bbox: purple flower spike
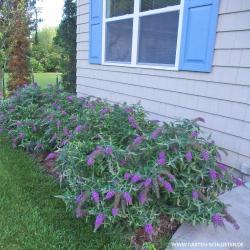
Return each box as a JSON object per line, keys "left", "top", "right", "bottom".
{"left": 19, "top": 132, "right": 25, "bottom": 140}
{"left": 163, "top": 181, "right": 173, "bottom": 193}
{"left": 133, "top": 135, "right": 144, "bottom": 145}
{"left": 211, "top": 213, "right": 224, "bottom": 227}
{"left": 120, "top": 159, "right": 127, "bottom": 166}
{"left": 67, "top": 95, "right": 74, "bottom": 102}
{"left": 167, "top": 173, "right": 175, "bottom": 181}
{"left": 201, "top": 150, "right": 210, "bottom": 161}
{"left": 62, "top": 110, "right": 68, "bottom": 116}
{"left": 111, "top": 208, "right": 119, "bottom": 217}
{"left": 192, "top": 191, "right": 199, "bottom": 200}
{"left": 144, "top": 224, "right": 154, "bottom": 235}
{"left": 185, "top": 151, "right": 193, "bottom": 162}
{"left": 76, "top": 209, "right": 84, "bottom": 218}
{"left": 233, "top": 177, "right": 244, "bottom": 187}
{"left": 45, "top": 152, "right": 57, "bottom": 161}
{"left": 123, "top": 192, "right": 132, "bottom": 205}
{"left": 151, "top": 127, "right": 162, "bottom": 140}
{"left": 124, "top": 172, "right": 131, "bottom": 181}
{"left": 105, "top": 191, "right": 115, "bottom": 200}
{"left": 92, "top": 191, "right": 100, "bottom": 203}
{"left": 144, "top": 178, "right": 152, "bottom": 188}
{"left": 131, "top": 174, "right": 141, "bottom": 183}
{"left": 16, "top": 121, "right": 22, "bottom": 127}
{"left": 217, "top": 162, "right": 228, "bottom": 171}
{"left": 56, "top": 120, "right": 61, "bottom": 129}
{"left": 76, "top": 192, "right": 86, "bottom": 204}
{"left": 191, "top": 131, "right": 198, "bottom": 138}
{"left": 63, "top": 127, "right": 71, "bottom": 137}
{"left": 94, "top": 213, "right": 105, "bottom": 232}
{"left": 128, "top": 115, "right": 138, "bottom": 129}
{"left": 100, "top": 108, "right": 110, "bottom": 117}
{"left": 87, "top": 157, "right": 94, "bottom": 167}
{"left": 75, "top": 125, "right": 84, "bottom": 133}
{"left": 104, "top": 146, "right": 113, "bottom": 156}
{"left": 138, "top": 191, "right": 147, "bottom": 205}
{"left": 157, "top": 151, "right": 166, "bottom": 165}
{"left": 209, "top": 169, "right": 219, "bottom": 181}
{"left": 0, "top": 128, "right": 3, "bottom": 134}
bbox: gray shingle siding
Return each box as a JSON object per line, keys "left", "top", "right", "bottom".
{"left": 76, "top": 0, "right": 250, "bottom": 170}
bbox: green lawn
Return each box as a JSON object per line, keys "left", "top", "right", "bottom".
{"left": 0, "top": 135, "right": 129, "bottom": 250}
{"left": 1, "top": 73, "right": 61, "bottom": 89}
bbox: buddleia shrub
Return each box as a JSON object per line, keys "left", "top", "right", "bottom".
{"left": 0, "top": 84, "right": 242, "bottom": 237}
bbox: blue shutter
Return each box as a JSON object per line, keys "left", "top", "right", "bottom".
{"left": 179, "top": 0, "right": 220, "bottom": 72}
{"left": 89, "top": 0, "right": 103, "bottom": 64}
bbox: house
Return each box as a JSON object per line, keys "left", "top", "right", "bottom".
{"left": 76, "top": 0, "right": 250, "bottom": 176}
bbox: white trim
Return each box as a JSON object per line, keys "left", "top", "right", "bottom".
{"left": 139, "top": 5, "right": 181, "bottom": 17}
{"left": 131, "top": 0, "right": 140, "bottom": 66}
{"left": 102, "top": 0, "right": 184, "bottom": 71}
{"left": 106, "top": 14, "right": 134, "bottom": 22}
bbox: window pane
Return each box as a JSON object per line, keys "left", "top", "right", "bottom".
{"left": 138, "top": 11, "right": 179, "bottom": 65}
{"left": 141, "top": 0, "right": 180, "bottom": 12}
{"left": 106, "top": 0, "right": 134, "bottom": 18}
{"left": 106, "top": 19, "right": 133, "bottom": 63}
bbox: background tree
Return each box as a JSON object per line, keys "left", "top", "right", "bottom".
{"left": 54, "top": 0, "right": 76, "bottom": 93}
{"left": 31, "top": 27, "right": 61, "bottom": 73}
{"left": 0, "top": 0, "right": 40, "bottom": 91}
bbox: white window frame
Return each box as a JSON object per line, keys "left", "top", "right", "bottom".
{"left": 102, "top": 0, "right": 184, "bottom": 71}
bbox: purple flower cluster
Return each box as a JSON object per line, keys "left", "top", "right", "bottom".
{"left": 144, "top": 178, "right": 152, "bottom": 187}
{"left": 201, "top": 150, "right": 209, "bottom": 161}
{"left": 192, "top": 190, "right": 199, "bottom": 200}
{"left": 217, "top": 162, "right": 228, "bottom": 171}
{"left": 131, "top": 174, "right": 141, "bottom": 183}
{"left": 75, "top": 125, "right": 84, "bottom": 133}
{"left": 63, "top": 127, "right": 71, "bottom": 138}
{"left": 185, "top": 151, "right": 193, "bottom": 162}
{"left": 211, "top": 213, "right": 224, "bottom": 227}
{"left": 92, "top": 191, "right": 100, "bottom": 203}
{"left": 94, "top": 213, "right": 105, "bottom": 231}
{"left": 162, "top": 181, "right": 173, "bottom": 193}
{"left": 111, "top": 208, "right": 119, "bottom": 217}
{"left": 144, "top": 224, "right": 154, "bottom": 235}
{"left": 233, "top": 177, "right": 244, "bottom": 186}
{"left": 45, "top": 152, "right": 57, "bottom": 161}
{"left": 76, "top": 192, "right": 86, "bottom": 204}
{"left": 151, "top": 127, "right": 162, "bottom": 140}
{"left": 124, "top": 172, "right": 132, "bottom": 181}
{"left": 138, "top": 191, "right": 147, "bottom": 205}
{"left": 104, "top": 146, "right": 113, "bottom": 156}
{"left": 123, "top": 192, "right": 132, "bottom": 205}
{"left": 209, "top": 169, "right": 219, "bottom": 181}
{"left": 157, "top": 151, "right": 166, "bottom": 165}
{"left": 128, "top": 115, "right": 138, "bottom": 129}
{"left": 67, "top": 95, "right": 74, "bottom": 102}
{"left": 191, "top": 131, "right": 198, "bottom": 138}
{"left": 133, "top": 135, "right": 144, "bottom": 145}
{"left": 105, "top": 190, "right": 115, "bottom": 200}
{"left": 86, "top": 147, "right": 103, "bottom": 166}
{"left": 100, "top": 108, "right": 110, "bottom": 118}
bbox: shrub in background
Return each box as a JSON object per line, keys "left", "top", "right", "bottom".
{"left": 0, "top": 85, "right": 242, "bottom": 238}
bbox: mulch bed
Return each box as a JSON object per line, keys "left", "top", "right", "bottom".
{"left": 132, "top": 215, "right": 180, "bottom": 248}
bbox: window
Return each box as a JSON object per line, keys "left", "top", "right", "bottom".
{"left": 103, "top": 0, "right": 183, "bottom": 69}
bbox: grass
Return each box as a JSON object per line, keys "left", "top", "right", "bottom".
{"left": 0, "top": 135, "right": 129, "bottom": 250}
{"left": 1, "top": 73, "right": 61, "bottom": 89}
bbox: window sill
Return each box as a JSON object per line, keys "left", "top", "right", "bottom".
{"left": 102, "top": 62, "right": 179, "bottom": 71}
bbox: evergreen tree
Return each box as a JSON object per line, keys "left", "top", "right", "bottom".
{"left": 54, "top": 0, "right": 76, "bottom": 93}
